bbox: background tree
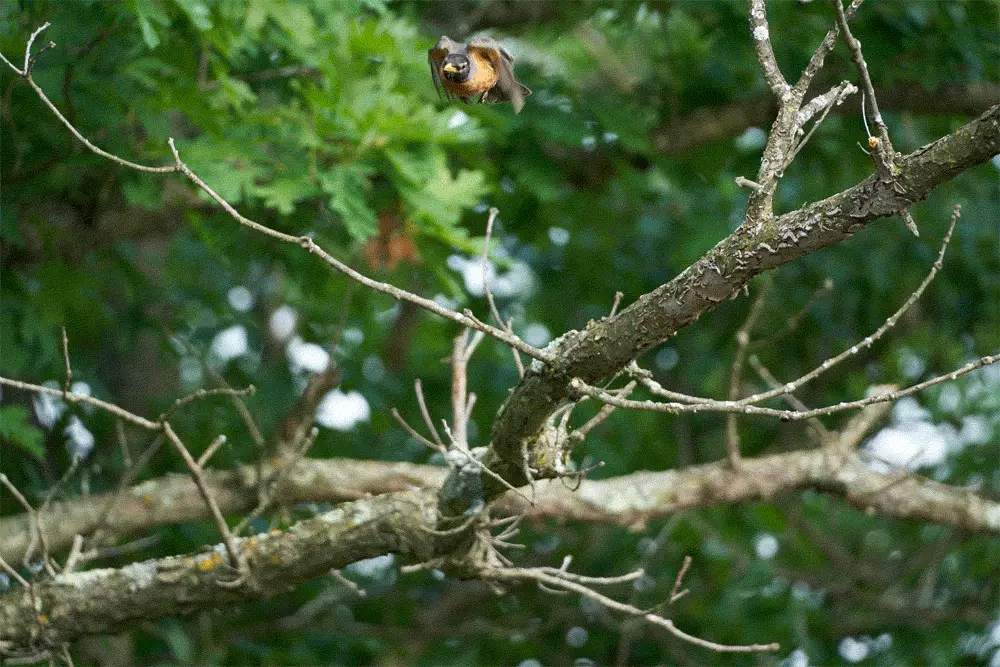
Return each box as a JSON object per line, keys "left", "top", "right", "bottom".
{"left": 2, "top": 0, "right": 1000, "bottom": 664}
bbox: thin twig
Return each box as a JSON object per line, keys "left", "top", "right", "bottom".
{"left": 0, "top": 552, "right": 30, "bottom": 588}
{"left": 414, "top": 378, "right": 445, "bottom": 450}
{"left": 783, "top": 81, "right": 857, "bottom": 170}
{"left": 1, "top": 24, "right": 177, "bottom": 173}
{"left": 738, "top": 205, "right": 959, "bottom": 406}
{"left": 480, "top": 207, "right": 527, "bottom": 375}
{"left": 748, "top": 355, "right": 830, "bottom": 443}
{"left": 61, "top": 326, "right": 72, "bottom": 395}
{"left": 162, "top": 423, "right": 241, "bottom": 569}
{"left": 833, "top": 0, "right": 893, "bottom": 177}
{"left": 669, "top": 555, "right": 692, "bottom": 604}
{"left": 233, "top": 426, "right": 319, "bottom": 536}
{"left": 197, "top": 435, "right": 229, "bottom": 468}
{"left": 571, "top": 350, "right": 1000, "bottom": 421}
{"left": 569, "top": 381, "right": 636, "bottom": 443}
{"left": 726, "top": 276, "right": 773, "bottom": 464}
{"left": 391, "top": 408, "right": 445, "bottom": 453}
{"left": 0, "top": 377, "right": 158, "bottom": 429}
{"left": 484, "top": 566, "right": 780, "bottom": 653}
{"left": 161, "top": 385, "right": 256, "bottom": 422}
{"left": 0, "top": 473, "right": 55, "bottom": 576}
{"left": 450, "top": 331, "right": 471, "bottom": 450}
{"left": 610, "top": 291, "right": 624, "bottom": 318}
{"left": 166, "top": 138, "right": 547, "bottom": 361}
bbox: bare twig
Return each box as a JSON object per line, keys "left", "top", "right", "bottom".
{"left": 748, "top": 1, "right": 789, "bottom": 97}
{"left": 233, "top": 426, "right": 319, "bottom": 536}
{"left": 60, "top": 326, "right": 72, "bottom": 395}
{"left": 833, "top": 0, "right": 893, "bottom": 178}
{"left": 783, "top": 81, "right": 857, "bottom": 170}
{"left": 414, "top": 379, "right": 445, "bottom": 450}
{"left": 161, "top": 423, "right": 241, "bottom": 570}
{"left": 483, "top": 565, "right": 780, "bottom": 653}
{"left": 748, "top": 355, "right": 830, "bottom": 444}
{"left": 726, "top": 276, "right": 772, "bottom": 464}
{"left": 392, "top": 408, "right": 445, "bottom": 453}
{"left": 0, "top": 473, "right": 55, "bottom": 576}
{"left": 0, "top": 552, "right": 30, "bottom": 589}
{"left": 793, "top": 0, "right": 863, "bottom": 96}
{"left": 610, "top": 291, "right": 624, "bottom": 318}
{"left": 568, "top": 381, "right": 636, "bottom": 443}
{"left": 571, "top": 350, "right": 1000, "bottom": 421}
{"left": 669, "top": 555, "right": 692, "bottom": 604}
{"left": 161, "top": 385, "right": 256, "bottom": 422}
{"left": 166, "top": 139, "right": 547, "bottom": 361}
{"left": 0, "top": 377, "right": 158, "bottom": 429}
{"left": 450, "top": 331, "right": 472, "bottom": 451}
{"left": 197, "top": 435, "right": 229, "bottom": 468}
{"left": 1, "top": 24, "right": 177, "bottom": 173}
{"left": 481, "top": 208, "right": 527, "bottom": 375}
{"left": 738, "top": 205, "right": 959, "bottom": 406}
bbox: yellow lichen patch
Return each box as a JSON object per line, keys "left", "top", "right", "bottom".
{"left": 197, "top": 552, "right": 224, "bottom": 571}
{"left": 38, "top": 615, "right": 49, "bottom": 624}
{"left": 269, "top": 554, "right": 281, "bottom": 565}
{"left": 142, "top": 494, "right": 155, "bottom": 506}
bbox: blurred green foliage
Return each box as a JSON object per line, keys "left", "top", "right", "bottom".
{"left": 2, "top": 0, "right": 1000, "bottom": 664}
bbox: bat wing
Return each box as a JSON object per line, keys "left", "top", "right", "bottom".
{"left": 468, "top": 37, "right": 530, "bottom": 113}
{"left": 428, "top": 35, "right": 462, "bottom": 102}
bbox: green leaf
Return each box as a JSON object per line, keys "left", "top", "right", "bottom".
{"left": 318, "top": 166, "right": 378, "bottom": 242}
{"left": 257, "top": 177, "right": 319, "bottom": 215}
{"left": 0, "top": 405, "right": 44, "bottom": 457}
{"left": 269, "top": 4, "right": 317, "bottom": 47}
{"left": 402, "top": 161, "right": 487, "bottom": 240}
{"left": 244, "top": 0, "right": 268, "bottom": 32}
{"left": 130, "top": 0, "right": 170, "bottom": 50}
{"left": 172, "top": 0, "right": 213, "bottom": 31}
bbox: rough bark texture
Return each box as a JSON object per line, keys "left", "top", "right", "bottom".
{"left": 9, "top": 447, "right": 1000, "bottom": 572}
{"left": 0, "top": 491, "right": 437, "bottom": 648}
{"left": 478, "top": 104, "right": 1000, "bottom": 501}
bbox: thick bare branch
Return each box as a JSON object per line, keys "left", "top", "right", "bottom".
{"left": 14, "top": 421, "right": 1000, "bottom": 567}
{"left": 480, "top": 103, "right": 1000, "bottom": 507}
{"left": 0, "top": 491, "right": 438, "bottom": 651}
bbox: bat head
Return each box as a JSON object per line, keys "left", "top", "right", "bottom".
{"left": 440, "top": 54, "right": 472, "bottom": 82}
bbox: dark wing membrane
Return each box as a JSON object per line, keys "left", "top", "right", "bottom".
{"left": 428, "top": 48, "right": 450, "bottom": 101}
{"left": 469, "top": 41, "right": 530, "bottom": 113}
{"left": 428, "top": 36, "right": 462, "bottom": 102}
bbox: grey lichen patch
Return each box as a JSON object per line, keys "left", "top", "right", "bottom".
{"left": 439, "top": 447, "right": 487, "bottom": 516}
{"left": 315, "top": 506, "right": 348, "bottom": 526}
{"left": 580, "top": 473, "right": 673, "bottom": 514}
{"left": 59, "top": 567, "right": 114, "bottom": 591}
{"left": 130, "top": 480, "right": 157, "bottom": 496}
{"left": 984, "top": 504, "right": 1000, "bottom": 531}
{"left": 120, "top": 560, "right": 157, "bottom": 592}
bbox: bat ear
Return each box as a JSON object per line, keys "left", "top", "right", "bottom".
{"left": 433, "top": 35, "right": 459, "bottom": 52}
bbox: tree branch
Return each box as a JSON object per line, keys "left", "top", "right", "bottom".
{"left": 651, "top": 82, "right": 1000, "bottom": 155}
{"left": 0, "top": 491, "right": 437, "bottom": 651}
{"left": 479, "top": 103, "right": 1000, "bottom": 505}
